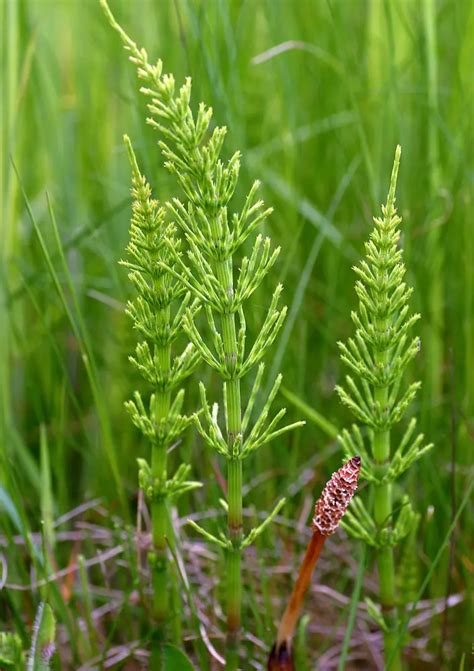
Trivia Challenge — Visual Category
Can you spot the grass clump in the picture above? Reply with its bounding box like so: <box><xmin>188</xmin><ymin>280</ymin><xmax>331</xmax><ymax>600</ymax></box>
<box><xmin>336</xmin><ymin>146</ymin><xmax>433</xmax><ymax>669</ymax></box>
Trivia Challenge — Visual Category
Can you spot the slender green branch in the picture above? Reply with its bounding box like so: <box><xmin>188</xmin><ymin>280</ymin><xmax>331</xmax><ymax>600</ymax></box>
<box><xmin>372</xmin><ymin>338</ymin><xmax>400</xmax><ymax>669</ymax></box>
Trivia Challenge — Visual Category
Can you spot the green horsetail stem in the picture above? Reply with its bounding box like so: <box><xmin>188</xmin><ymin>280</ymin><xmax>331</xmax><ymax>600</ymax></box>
<box><xmin>336</xmin><ymin>147</ymin><xmax>433</xmax><ymax>670</ymax></box>
<box><xmin>119</xmin><ymin>130</ymin><xmax>201</xmax><ymax>665</ymax></box>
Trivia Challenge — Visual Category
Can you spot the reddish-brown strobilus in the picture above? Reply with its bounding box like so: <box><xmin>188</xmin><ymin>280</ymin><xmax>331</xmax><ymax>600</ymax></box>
<box><xmin>268</xmin><ymin>456</ymin><xmax>361</xmax><ymax>670</ymax></box>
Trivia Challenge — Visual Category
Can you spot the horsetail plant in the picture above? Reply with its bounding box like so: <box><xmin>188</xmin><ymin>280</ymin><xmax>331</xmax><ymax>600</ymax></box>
<box><xmin>121</xmin><ymin>136</ymin><xmax>201</xmax><ymax>663</ymax></box>
<box><xmin>100</xmin><ymin>1</ymin><xmax>305</xmax><ymax>665</ymax></box>
<box><xmin>336</xmin><ymin>147</ymin><xmax>433</xmax><ymax>670</ymax></box>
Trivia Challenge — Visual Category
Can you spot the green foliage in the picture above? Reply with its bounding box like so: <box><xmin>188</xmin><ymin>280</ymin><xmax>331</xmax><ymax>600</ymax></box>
<box><xmin>122</xmin><ymin>135</ymin><xmax>200</xmax><ymax>463</ymax></box>
<box><xmin>0</xmin><ymin>632</ymin><xmax>24</xmax><ymax>668</ymax></box>
<box><xmin>103</xmin><ymin>0</ymin><xmax>304</xmax><ymax>480</ymax></box>
<box><xmin>27</xmin><ymin>603</ymin><xmax>56</xmax><ymax>671</ymax></box>
<box><xmin>1</xmin><ymin>0</ymin><xmax>472</xmax><ymax>667</ymax></box>
<box><xmin>1</xmin><ymin>603</ymin><xmax>64</xmax><ymax>670</ymax></box>
<box><xmin>336</xmin><ymin>147</ymin><xmax>433</xmax><ymax>668</ymax></box>
<box><xmin>337</xmin><ymin>147</ymin><xmax>432</xmax><ymax>530</ymax></box>
<box><xmin>120</xmin><ymin>126</ymin><xmax>202</xmax><ymax>662</ymax></box>
<box><xmin>162</xmin><ymin>643</ymin><xmax>196</xmax><ymax>671</ymax></box>
<box><xmin>101</xmin><ymin>0</ymin><xmax>302</xmax><ymax>461</ymax></box>
<box><xmin>101</xmin><ymin>0</ymin><xmax>304</xmax><ymax>664</ymax></box>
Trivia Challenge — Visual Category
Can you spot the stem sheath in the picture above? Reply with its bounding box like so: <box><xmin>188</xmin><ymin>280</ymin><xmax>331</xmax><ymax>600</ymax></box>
<box><xmin>217</xmin><ymin>258</ymin><xmax>244</xmax><ymax>669</ymax></box>
<box><xmin>150</xmin><ymin>311</ymin><xmax>171</xmax><ymax>668</ymax></box>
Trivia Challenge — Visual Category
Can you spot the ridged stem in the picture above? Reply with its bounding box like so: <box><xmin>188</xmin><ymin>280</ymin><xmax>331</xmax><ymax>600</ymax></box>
<box><xmin>373</xmin><ymin>332</ymin><xmax>402</xmax><ymax>671</ymax></box>
<box><xmin>166</xmin><ymin>514</ymin><xmax>182</xmax><ymax>645</ymax></box>
<box><xmin>150</xmin><ymin>307</ymin><xmax>171</xmax><ymax>669</ymax></box>
<box><xmin>217</xmin><ymin>258</ymin><xmax>243</xmax><ymax>669</ymax></box>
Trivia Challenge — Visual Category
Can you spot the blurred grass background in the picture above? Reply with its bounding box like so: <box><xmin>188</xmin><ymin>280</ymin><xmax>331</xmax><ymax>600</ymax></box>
<box><xmin>0</xmin><ymin>0</ymin><xmax>472</xmax><ymax>668</ymax></box>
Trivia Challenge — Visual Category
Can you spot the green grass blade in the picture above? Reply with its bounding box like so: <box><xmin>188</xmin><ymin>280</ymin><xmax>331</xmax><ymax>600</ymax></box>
<box><xmin>280</xmin><ymin>386</ymin><xmax>338</xmax><ymax>439</ymax></box>
<box><xmin>27</xmin><ymin>602</ymin><xmax>56</xmax><ymax>671</ymax></box>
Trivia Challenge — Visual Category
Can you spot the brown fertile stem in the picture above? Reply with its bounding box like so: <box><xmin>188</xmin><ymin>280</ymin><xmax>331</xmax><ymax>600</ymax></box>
<box><xmin>268</xmin><ymin>456</ymin><xmax>361</xmax><ymax>669</ymax></box>
<box><xmin>276</xmin><ymin>531</ymin><xmax>326</xmax><ymax>647</ymax></box>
